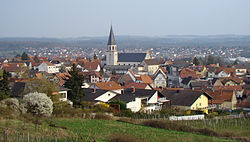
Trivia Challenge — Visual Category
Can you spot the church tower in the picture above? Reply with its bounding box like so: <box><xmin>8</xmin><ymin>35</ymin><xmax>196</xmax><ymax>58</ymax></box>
<box><xmin>106</xmin><ymin>26</ymin><xmax>118</xmax><ymax>65</ymax></box>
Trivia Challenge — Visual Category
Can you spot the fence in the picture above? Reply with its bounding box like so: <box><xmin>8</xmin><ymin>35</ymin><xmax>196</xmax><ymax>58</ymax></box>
<box><xmin>0</xmin><ymin>132</ymin><xmax>96</xmax><ymax>142</ymax></box>
<box><xmin>169</xmin><ymin>115</ymin><xmax>205</xmax><ymax>121</ymax></box>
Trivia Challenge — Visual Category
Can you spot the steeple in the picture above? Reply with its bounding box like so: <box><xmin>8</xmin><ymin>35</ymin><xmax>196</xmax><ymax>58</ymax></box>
<box><xmin>107</xmin><ymin>25</ymin><xmax>116</xmax><ymax>45</ymax></box>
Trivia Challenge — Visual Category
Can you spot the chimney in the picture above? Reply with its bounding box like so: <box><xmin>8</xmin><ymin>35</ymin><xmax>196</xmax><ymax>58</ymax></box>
<box><xmin>132</xmin><ymin>86</ymin><xmax>135</xmax><ymax>93</ymax></box>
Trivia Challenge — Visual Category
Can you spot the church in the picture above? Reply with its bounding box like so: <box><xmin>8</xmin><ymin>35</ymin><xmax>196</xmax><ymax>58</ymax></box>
<box><xmin>104</xmin><ymin>26</ymin><xmax>150</xmax><ymax>66</ymax></box>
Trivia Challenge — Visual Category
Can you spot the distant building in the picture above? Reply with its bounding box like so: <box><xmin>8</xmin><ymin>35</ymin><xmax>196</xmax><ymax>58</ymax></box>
<box><xmin>104</xmin><ymin>26</ymin><xmax>150</xmax><ymax>66</ymax></box>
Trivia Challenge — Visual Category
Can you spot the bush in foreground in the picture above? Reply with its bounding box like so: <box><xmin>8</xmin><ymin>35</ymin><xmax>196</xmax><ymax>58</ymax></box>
<box><xmin>22</xmin><ymin>92</ymin><xmax>53</xmax><ymax>116</ymax></box>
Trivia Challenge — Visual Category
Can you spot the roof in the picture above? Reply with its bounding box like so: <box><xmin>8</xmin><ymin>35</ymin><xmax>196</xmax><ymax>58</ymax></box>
<box><xmin>143</xmin><ymin>59</ymin><xmax>165</xmax><ymax>65</ymax></box>
<box><xmin>161</xmin><ymin>90</ymin><xmax>212</xmax><ymax>106</ymax></box>
<box><xmin>11</xmin><ymin>82</ymin><xmax>26</xmax><ymax>97</ymax></box>
<box><xmin>103</xmin><ymin>65</ymin><xmax>132</xmax><ymax>71</ymax></box>
<box><xmin>181</xmin><ymin>77</ymin><xmax>192</xmax><ymax>85</ymax></box>
<box><xmin>1</xmin><ymin>63</ymin><xmax>25</xmax><ymax>72</ymax></box>
<box><xmin>216</xmin><ymin>67</ymin><xmax>236</xmax><ymax>76</ymax></box>
<box><xmin>118</xmin><ymin>53</ymin><xmax>146</xmax><ymax>62</ymax></box>
<box><xmin>93</xmin><ymin>81</ymin><xmax>123</xmax><ymax>90</ymax></box>
<box><xmin>153</xmin><ymin>67</ymin><xmax>167</xmax><ymax>79</ymax></box>
<box><xmin>221</xmin><ymin>77</ymin><xmax>241</xmax><ymax>85</ymax></box>
<box><xmin>43</xmin><ymin>61</ymin><xmax>55</xmax><ymax>66</ymax></box>
<box><xmin>123</xmin><ymin>82</ymin><xmax>151</xmax><ymax>90</ymax></box>
<box><xmin>84</xmin><ymin>62</ymin><xmax>100</xmax><ymax>71</ymax></box>
<box><xmin>118</xmin><ymin>74</ymin><xmax>134</xmax><ymax>84</ymax></box>
<box><xmin>140</xmin><ymin>75</ymin><xmax>153</xmax><ymax>84</ymax></box>
<box><xmin>179</xmin><ymin>68</ymin><xmax>201</xmax><ymax>79</ymax></box>
<box><xmin>81</xmin><ymin>71</ymin><xmax>102</xmax><ymax>78</ymax></box>
<box><xmin>107</xmin><ymin>26</ymin><xmax>116</xmax><ymax>45</ymax></box>
<box><xmin>55</xmin><ymin>72</ymin><xmax>70</xmax><ymax>86</ymax></box>
<box><xmin>111</xmin><ymin>89</ymin><xmax>157</xmax><ymax>103</ymax></box>
<box><xmin>206</xmin><ymin>90</ymin><xmax>234</xmax><ymax>103</ymax></box>
<box><xmin>190</xmin><ymin>66</ymin><xmax>206</xmax><ymax>72</ymax></box>
<box><xmin>81</xmin><ymin>88</ymin><xmax>109</xmax><ymax>102</ymax></box>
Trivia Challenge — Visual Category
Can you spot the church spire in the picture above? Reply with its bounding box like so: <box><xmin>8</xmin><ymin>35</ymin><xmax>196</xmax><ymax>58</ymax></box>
<box><xmin>107</xmin><ymin>25</ymin><xmax>116</xmax><ymax>45</ymax></box>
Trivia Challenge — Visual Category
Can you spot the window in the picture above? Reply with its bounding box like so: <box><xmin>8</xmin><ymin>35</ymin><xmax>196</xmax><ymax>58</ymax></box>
<box><xmin>200</xmin><ymin>103</ymin><xmax>201</xmax><ymax>106</ymax></box>
<box><xmin>108</xmin><ymin>94</ymin><xmax>110</xmax><ymax>96</ymax></box>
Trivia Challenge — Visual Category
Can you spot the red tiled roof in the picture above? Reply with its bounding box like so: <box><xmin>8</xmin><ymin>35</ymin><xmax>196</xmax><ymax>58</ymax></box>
<box><xmin>179</xmin><ymin>68</ymin><xmax>201</xmax><ymax>79</ymax></box>
<box><xmin>84</xmin><ymin>62</ymin><xmax>100</xmax><ymax>70</ymax></box>
<box><xmin>94</xmin><ymin>81</ymin><xmax>122</xmax><ymax>90</ymax></box>
<box><xmin>124</xmin><ymin>82</ymin><xmax>150</xmax><ymax>90</ymax></box>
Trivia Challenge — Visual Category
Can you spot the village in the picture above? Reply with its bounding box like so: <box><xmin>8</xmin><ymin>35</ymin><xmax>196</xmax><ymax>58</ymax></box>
<box><xmin>1</xmin><ymin>27</ymin><xmax>249</xmax><ymax>117</ymax></box>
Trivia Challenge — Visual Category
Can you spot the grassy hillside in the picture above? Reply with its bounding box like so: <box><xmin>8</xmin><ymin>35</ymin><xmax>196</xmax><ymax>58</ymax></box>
<box><xmin>0</xmin><ymin>118</ymin><xmax>239</xmax><ymax>142</ymax></box>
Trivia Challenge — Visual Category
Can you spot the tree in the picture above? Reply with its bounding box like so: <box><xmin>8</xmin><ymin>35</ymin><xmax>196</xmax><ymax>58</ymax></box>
<box><xmin>15</xmin><ymin>54</ymin><xmax>21</xmax><ymax>58</ymax></box>
<box><xmin>34</xmin><ymin>55</ymin><xmax>40</xmax><ymax>63</ymax></box>
<box><xmin>233</xmin><ymin>60</ymin><xmax>239</xmax><ymax>65</ymax></box>
<box><xmin>22</xmin><ymin>92</ymin><xmax>53</xmax><ymax>116</ymax></box>
<box><xmin>206</xmin><ymin>55</ymin><xmax>215</xmax><ymax>65</ymax></box>
<box><xmin>23</xmin><ymin>78</ymin><xmax>60</xmax><ymax>99</ymax></box>
<box><xmin>64</xmin><ymin>64</ymin><xmax>85</xmax><ymax>105</ymax></box>
<box><xmin>93</xmin><ymin>53</ymin><xmax>97</xmax><ymax>60</ymax></box>
<box><xmin>15</xmin><ymin>66</ymin><xmax>30</xmax><ymax>78</ymax></box>
<box><xmin>21</xmin><ymin>52</ymin><xmax>30</xmax><ymax>60</ymax></box>
<box><xmin>0</xmin><ymin>70</ymin><xmax>11</xmax><ymax>100</ymax></box>
<box><xmin>193</xmin><ymin>57</ymin><xmax>200</xmax><ymax>66</ymax></box>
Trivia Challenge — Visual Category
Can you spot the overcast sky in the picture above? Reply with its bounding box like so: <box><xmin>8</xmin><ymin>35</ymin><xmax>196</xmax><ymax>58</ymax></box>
<box><xmin>1</xmin><ymin>0</ymin><xmax>250</xmax><ymax>37</ymax></box>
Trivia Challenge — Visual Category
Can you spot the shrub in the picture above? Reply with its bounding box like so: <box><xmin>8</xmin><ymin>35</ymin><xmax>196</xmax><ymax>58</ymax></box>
<box><xmin>0</xmin><ymin>98</ymin><xmax>26</xmax><ymax>114</ymax></box>
<box><xmin>22</xmin><ymin>92</ymin><xmax>53</xmax><ymax>117</ymax></box>
<box><xmin>95</xmin><ymin>113</ymin><xmax>113</xmax><ymax>120</ymax></box>
<box><xmin>0</xmin><ymin>106</ymin><xmax>15</xmax><ymax>119</ymax></box>
<box><xmin>53</xmin><ymin>102</ymin><xmax>84</xmax><ymax>118</ymax></box>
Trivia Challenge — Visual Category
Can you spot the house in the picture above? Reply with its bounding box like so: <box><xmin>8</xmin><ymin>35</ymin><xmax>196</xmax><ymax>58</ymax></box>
<box><xmin>161</xmin><ymin>89</ymin><xmax>213</xmax><ymax>113</ymax></box>
<box><xmin>89</xmin><ymin>81</ymin><xmax>123</xmax><ymax>93</ymax></box>
<box><xmin>1</xmin><ymin>63</ymin><xmax>27</xmax><ymax>77</ymax></box>
<box><xmin>152</xmin><ymin>67</ymin><xmax>168</xmax><ymax>88</ymax></box>
<box><xmin>111</xmin><ymin>88</ymin><xmax>168</xmax><ymax>113</ymax></box>
<box><xmin>52</xmin><ymin>87</ymin><xmax>70</xmax><ymax>102</ymax></box>
<box><xmin>37</xmin><ymin>61</ymin><xmax>59</xmax><ymax>73</ymax></box>
<box><xmin>221</xmin><ymin>77</ymin><xmax>242</xmax><ymax>86</ymax></box>
<box><xmin>189</xmin><ymin>80</ymin><xmax>209</xmax><ymax>90</ymax></box>
<box><xmin>81</xmin><ymin>71</ymin><xmax>102</xmax><ymax>83</ymax></box>
<box><xmin>179</xmin><ymin>68</ymin><xmax>201</xmax><ymax>84</ymax></box>
<box><xmin>207</xmin><ymin>90</ymin><xmax>237</xmax><ymax>110</ymax></box>
<box><xmin>215</xmin><ymin>68</ymin><xmax>235</xmax><ymax>78</ymax></box>
<box><xmin>211</xmin><ymin>78</ymin><xmax>223</xmax><ymax>87</ymax></box>
<box><xmin>141</xmin><ymin>58</ymin><xmax>165</xmax><ymax>75</ymax></box>
<box><xmin>190</xmin><ymin>66</ymin><xmax>207</xmax><ymax>78</ymax></box>
<box><xmin>83</xmin><ymin>61</ymin><xmax>101</xmax><ymax>72</ymax></box>
<box><xmin>118</xmin><ymin>69</ymin><xmax>153</xmax><ymax>85</ymax></box>
<box><xmin>233</xmin><ymin>65</ymin><xmax>247</xmax><ymax>77</ymax></box>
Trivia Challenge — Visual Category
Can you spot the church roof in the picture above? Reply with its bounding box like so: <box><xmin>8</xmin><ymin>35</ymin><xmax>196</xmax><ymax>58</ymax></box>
<box><xmin>118</xmin><ymin>53</ymin><xmax>146</xmax><ymax>62</ymax></box>
<box><xmin>107</xmin><ymin>26</ymin><xmax>116</xmax><ymax>45</ymax></box>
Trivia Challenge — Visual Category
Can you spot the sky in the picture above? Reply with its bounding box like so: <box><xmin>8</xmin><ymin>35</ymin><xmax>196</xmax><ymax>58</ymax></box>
<box><xmin>0</xmin><ymin>0</ymin><xmax>250</xmax><ymax>37</ymax></box>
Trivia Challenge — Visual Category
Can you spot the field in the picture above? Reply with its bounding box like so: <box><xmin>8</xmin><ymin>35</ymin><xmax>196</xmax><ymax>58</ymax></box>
<box><xmin>0</xmin><ymin>117</ymin><xmax>244</xmax><ymax>142</ymax></box>
<box><xmin>178</xmin><ymin>117</ymin><xmax>250</xmax><ymax>138</ymax></box>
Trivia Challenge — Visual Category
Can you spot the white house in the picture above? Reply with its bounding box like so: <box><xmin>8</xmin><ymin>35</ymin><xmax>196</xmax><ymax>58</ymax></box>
<box><xmin>37</xmin><ymin>62</ymin><xmax>59</xmax><ymax>73</ymax></box>
<box><xmin>111</xmin><ymin>89</ymin><xmax>168</xmax><ymax>113</ymax></box>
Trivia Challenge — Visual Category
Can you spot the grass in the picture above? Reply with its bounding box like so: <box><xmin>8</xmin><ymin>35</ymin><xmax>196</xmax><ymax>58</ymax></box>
<box><xmin>177</xmin><ymin>118</ymin><xmax>250</xmax><ymax>138</ymax></box>
<box><xmin>0</xmin><ymin>117</ymin><xmax>243</xmax><ymax>142</ymax></box>
<box><xmin>52</xmin><ymin>118</ymin><xmax>238</xmax><ymax>142</ymax></box>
